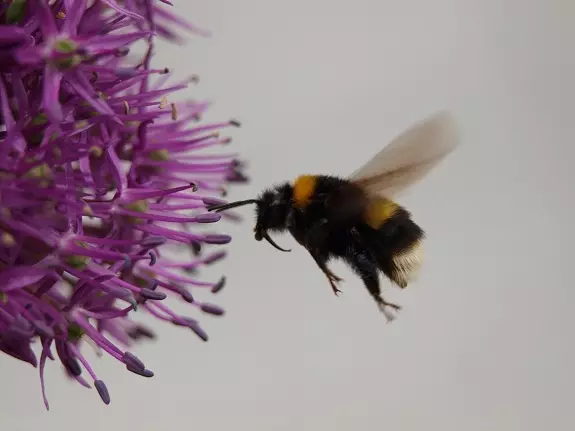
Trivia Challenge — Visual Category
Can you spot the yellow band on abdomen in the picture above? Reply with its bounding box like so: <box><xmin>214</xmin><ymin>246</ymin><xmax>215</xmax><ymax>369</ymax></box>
<box><xmin>363</xmin><ymin>198</ymin><xmax>398</xmax><ymax>229</ymax></box>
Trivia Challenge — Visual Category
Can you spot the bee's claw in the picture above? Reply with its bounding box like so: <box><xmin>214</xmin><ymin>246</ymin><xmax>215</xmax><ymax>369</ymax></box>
<box><xmin>308</xmin><ymin>251</ymin><xmax>343</xmax><ymax>297</ymax></box>
<box><xmin>327</xmin><ymin>279</ymin><xmax>342</xmax><ymax>296</ymax></box>
<box><xmin>326</xmin><ymin>271</ymin><xmax>343</xmax><ymax>296</ymax></box>
<box><xmin>377</xmin><ymin>300</ymin><xmax>401</xmax><ymax>322</ymax></box>
<box><xmin>325</xmin><ymin>268</ymin><xmax>343</xmax><ymax>282</ymax></box>
<box><xmin>383</xmin><ymin>310</ymin><xmax>396</xmax><ymax>322</ymax></box>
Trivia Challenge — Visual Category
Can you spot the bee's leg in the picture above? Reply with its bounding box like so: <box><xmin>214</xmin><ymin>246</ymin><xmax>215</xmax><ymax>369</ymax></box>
<box><xmin>304</xmin><ymin>248</ymin><xmax>342</xmax><ymax>296</ymax></box>
<box><xmin>346</xmin><ymin>248</ymin><xmax>401</xmax><ymax>322</ymax></box>
<box><xmin>304</xmin><ymin>218</ymin><xmax>343</xmax><ymax>295</ymax></box>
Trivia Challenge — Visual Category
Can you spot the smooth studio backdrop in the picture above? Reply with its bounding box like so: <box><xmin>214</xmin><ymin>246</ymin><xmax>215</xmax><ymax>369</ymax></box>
<box><xmin>1</xmin><ymin>0</ymin><xmax>574</xmax><ymax>430</ymax></box>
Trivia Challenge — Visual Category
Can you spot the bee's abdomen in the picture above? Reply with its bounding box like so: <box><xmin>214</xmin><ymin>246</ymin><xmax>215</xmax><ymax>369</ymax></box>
<box><xmin>369</xmin><ymin>205</ymin><xmax>425</xmax><ymax>288</ymax></box>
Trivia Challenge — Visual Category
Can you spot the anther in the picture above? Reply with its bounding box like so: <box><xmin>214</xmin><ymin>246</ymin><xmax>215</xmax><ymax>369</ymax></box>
<box><xmin>140</xmin><ymin>289</ymin><xmax>166</xmax><ymax>301</ymax></box>
<box><xmin>200</xmin><ymin>303</ymin><xmax>225</xmax><ymax>316</ymax></box>
<box><xmin>127</xmin><ymin>365</ymin><xmax>154</xmax><ymax>377</ymax></box>
<box><xmin>211</xmin><ymin>276</ymin><xmax>226</xmax><ymax>294</ymax></box>
<box><xmin>94</xmin><ymin>380</ymin><xmax>111</xmax><ymax>405</ymax></box>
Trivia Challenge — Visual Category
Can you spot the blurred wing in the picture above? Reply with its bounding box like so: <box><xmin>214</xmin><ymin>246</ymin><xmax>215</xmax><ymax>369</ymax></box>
<box><xmin>349</xmin><ymin>111</ymin><xmax>460</xmax><ymax>198</ymax></box>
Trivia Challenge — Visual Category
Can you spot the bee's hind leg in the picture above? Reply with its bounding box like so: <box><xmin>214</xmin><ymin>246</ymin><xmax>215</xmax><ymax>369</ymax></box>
<box><xmin>346</xmin><ymin>248</ymin><xmax>401</xmax><ymax>322</ymax></box>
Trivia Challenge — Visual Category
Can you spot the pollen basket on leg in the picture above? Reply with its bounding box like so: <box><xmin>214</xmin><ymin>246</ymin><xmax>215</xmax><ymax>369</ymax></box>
<box><xmin>363</xmin><ymin>198</ymin><xmax>398</xmax><ymax>229</ymax></box>
<box><xmin>391</xmin><ymin>240</ymin><xmax>423</xmax><ymax>288</ymax></box>
<box><xmin>292</xmin><ymin>175</ymin><xmax>317</xmax><ymax>208</ymax></box>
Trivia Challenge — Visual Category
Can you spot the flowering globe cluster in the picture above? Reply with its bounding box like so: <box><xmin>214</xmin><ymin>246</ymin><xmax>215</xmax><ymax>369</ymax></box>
<box><xmin>0</xmin><ymin>0</ymin><xmax>246</xmax><ymax>409</ymax></box>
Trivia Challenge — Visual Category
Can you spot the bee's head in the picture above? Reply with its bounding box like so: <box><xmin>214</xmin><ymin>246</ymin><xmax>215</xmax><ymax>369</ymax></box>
<box><xmin>206</xmin><ymin>183</ymin><xmax>292</xmax><ymax>252</ymax></box>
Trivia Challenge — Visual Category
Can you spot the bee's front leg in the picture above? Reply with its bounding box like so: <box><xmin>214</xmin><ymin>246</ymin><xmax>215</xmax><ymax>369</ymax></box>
<box><xmin>307</xmin><ymin>251</ymin><xmax>342</xmax><ymax>296</ymax></box>
<box><xmin>304</xmin><ymin>219</ymin><xmax>343</xmax><ymax>295</ymax></box>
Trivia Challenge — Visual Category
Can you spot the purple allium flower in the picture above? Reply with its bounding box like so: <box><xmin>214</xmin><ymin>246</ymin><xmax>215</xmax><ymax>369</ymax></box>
<box><xmin>0</xmin><ymin>0</ymin><xmax>246</xmax><ymax>410</ymax></box>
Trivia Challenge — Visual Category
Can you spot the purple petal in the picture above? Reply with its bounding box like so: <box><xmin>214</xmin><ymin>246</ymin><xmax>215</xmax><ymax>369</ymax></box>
<box><xmin>66</xmin><ymin>73</ymin><xmax>119</xmax><ymax>120</ymax></box>
<box><xmin>121</xmin><ymin>183</ymin><xmax>197</xmax><ymax>201</ymax></box>
<box><xmin>153</xmin><ymin>4</ymin><xmax>210</xmax><ymax>36</ymax></box>
<box><xmin>1</xmin><ymin>268</ymin><xmax>50</xmax><ymax>292</ymax></box>
<box><xmin>105</xmin><ymin>146</ymin><xmax>127</xmax><ymax>195</ymax></box>
<box><xmin>42</xmin><ymin>64</ymin><xmax>64</xmax><ymax>124</ymax></box>
<box><xmin>64</xmin><ymin>0</ymin><xmax>87</xmax><ymax>35</ymax></box>
<box><xmin>0</xmin><ymin>75</ymin><xmax>26</xmax><ymax>159</ymax></box>
<box><xmin>83</xmin><ymin>31</ymin><xmax>151</xmax><ymax>52</ymax></box>
<box><xmin>0</xmin><ymin>337</ymin><xmax>38</xmax><ymax>367</ymax></box>
<box><xmin>100</xmin><ymin>0</ymin><xmax>145</xmax><ymax>21</ymax></box>
<box><xmin>13</xmin><ymin>45</ymin><xmax>45</xmax><ymax>64</ymax></box>
<box><xmin>10</xmin><ymin>72</ymin><xmax>29</xmax><ymax>116</ymax></box>
<box><xmin>33</xmin><ymin>0</ymin><xmax>58</xmax><ymax>38</ymax></box>
<box><xmin>0</xmin><ymin>25</ymin><xmax>35</xmax><ymax>46</ymax></box>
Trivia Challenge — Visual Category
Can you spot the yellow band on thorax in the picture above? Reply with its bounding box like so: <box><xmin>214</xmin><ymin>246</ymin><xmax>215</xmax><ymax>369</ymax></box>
<box><xmin>292</xmin><ymin>175</ymin><xmax>317</xmax><ymax>208</ymax></box>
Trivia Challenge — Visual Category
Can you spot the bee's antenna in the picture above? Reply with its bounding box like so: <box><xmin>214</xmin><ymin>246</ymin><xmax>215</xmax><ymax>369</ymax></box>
<box><xmin>207</xmin><ymin>198</ymin><xmax>291</xmax><ymax>252</ymax></box>
<box><xmin>262</xmin><ymin>233</ymin><xmax>291</xmax><ymax>252</ymax></box>
<box><xmin>206</xmin><ymin>199</ymin><xmax>259</xmax><ymax>213</ymax></box>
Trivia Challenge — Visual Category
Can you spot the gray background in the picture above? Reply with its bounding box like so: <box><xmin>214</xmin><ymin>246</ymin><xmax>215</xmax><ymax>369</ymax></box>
<box><xmin>1</xmin><ymin>0</ymin><xmax>574</xmax><ymax>429</ymax></box>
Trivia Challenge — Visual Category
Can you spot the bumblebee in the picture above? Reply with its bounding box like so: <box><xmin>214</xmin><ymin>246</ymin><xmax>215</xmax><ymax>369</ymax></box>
<box><xmin>208</xmin><ymin>111</ymin><xmax>459</xmax><ymax>321</ymax></box>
